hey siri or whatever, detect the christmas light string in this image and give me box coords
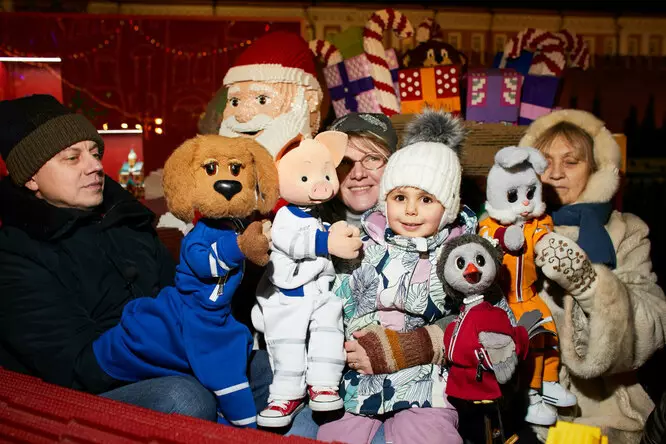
[0,20,272,60]
[0,21,276,133]
[1,45,143,122]
[128,20,271,57]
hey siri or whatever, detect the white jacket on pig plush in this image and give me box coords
[253,131,363,428]
[479,146,577,426]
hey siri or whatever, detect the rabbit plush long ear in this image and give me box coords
[495,146,547,173]
[494,146,529,169]
[314,130,348,167]
[526,147,548,174]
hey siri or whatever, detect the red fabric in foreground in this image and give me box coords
[0,368,322,443]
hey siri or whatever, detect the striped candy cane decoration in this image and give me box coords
[363,8,414,116]
[504,28,566,76]
[308,39,343,67]
[556,29,590,70]
[528,32,566,76]
[416,17,435,43]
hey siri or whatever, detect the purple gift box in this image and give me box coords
[323,49,400,118]
[465,69,523,124]
[518,75,561,125]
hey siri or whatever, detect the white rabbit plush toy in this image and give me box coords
[478,146,577,426]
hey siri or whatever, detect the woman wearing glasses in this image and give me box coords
[318,113,397,229]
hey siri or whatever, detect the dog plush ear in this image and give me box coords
[314,130,348,167]
[163,136,199,222]
[247,141,280,215]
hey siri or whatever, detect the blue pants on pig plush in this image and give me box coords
[93,219,257,427]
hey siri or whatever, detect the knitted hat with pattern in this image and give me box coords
[379,110,467,229]
[0,94,104,185]
[223,31,321,93]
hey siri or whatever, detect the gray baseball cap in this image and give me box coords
[328,113,398,154]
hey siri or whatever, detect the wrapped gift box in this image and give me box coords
[465,68,523,124]
[398,65,462,114]
[492,50,534,76]
[323,49,400,118]
[518,74,561,125]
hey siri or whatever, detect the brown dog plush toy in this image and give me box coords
[93,135,278,428]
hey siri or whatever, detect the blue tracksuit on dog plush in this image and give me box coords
[93,218,257,427]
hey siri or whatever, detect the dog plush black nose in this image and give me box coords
[214,180,242,200]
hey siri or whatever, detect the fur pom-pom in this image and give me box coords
[402,108,467,153]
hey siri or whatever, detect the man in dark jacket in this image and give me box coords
[0,94,270,420]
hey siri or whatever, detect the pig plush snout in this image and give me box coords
[309,180,335,201]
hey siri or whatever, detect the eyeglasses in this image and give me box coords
[337,153,388,173]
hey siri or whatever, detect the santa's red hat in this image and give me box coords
[223,31,321,92]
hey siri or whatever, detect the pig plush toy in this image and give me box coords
[253,131,363,428]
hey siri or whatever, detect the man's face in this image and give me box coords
[25,140,105,210]
[221,81,299,138]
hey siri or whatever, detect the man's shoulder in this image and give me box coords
[0,227,51,279]
[0,226,39,253]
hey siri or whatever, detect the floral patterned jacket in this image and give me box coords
[333,206,477,416]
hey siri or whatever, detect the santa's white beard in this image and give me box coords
[218,86,312,158]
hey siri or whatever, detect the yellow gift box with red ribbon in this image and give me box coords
[398,65,462,114]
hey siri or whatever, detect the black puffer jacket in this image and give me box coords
[642,390,666,444]
[0,178,175,393]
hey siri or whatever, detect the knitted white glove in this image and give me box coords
[535,232,597,296]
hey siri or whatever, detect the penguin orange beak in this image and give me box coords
[463,263,481,284]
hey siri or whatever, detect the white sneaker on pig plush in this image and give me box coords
[542,381,578,407]
[525,389,557,426]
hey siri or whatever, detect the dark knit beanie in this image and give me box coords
[329,113,398,154]
[0,94,105,185]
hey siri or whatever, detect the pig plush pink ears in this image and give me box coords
[276,131,349,206]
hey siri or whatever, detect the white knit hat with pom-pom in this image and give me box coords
[379,109,466,229]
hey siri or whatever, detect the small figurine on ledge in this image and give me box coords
[119,148,145,199]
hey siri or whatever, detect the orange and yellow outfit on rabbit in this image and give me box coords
[479,214,558,389]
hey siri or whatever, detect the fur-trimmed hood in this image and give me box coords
[519,109,621,205]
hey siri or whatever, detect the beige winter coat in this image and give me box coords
[520,110,666,443]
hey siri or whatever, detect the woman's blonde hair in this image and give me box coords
[533,121,597,172]
[347,131,391,159]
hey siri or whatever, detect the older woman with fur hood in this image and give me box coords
[347,109,666,443]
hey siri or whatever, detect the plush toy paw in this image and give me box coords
[328,230,362,260]
[503,224,525,252]
[238,220,271,266]
[535,232,596,295]
[329,220,361,239]
[478,332,518,384]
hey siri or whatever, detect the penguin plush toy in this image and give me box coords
[438,234,541,444]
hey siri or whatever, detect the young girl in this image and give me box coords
[317,110,474,444]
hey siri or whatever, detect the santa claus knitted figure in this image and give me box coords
[219,31,324,160]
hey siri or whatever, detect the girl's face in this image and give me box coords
[540,136,593,206]
[336,142,388,213]
[386,187,444,238]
